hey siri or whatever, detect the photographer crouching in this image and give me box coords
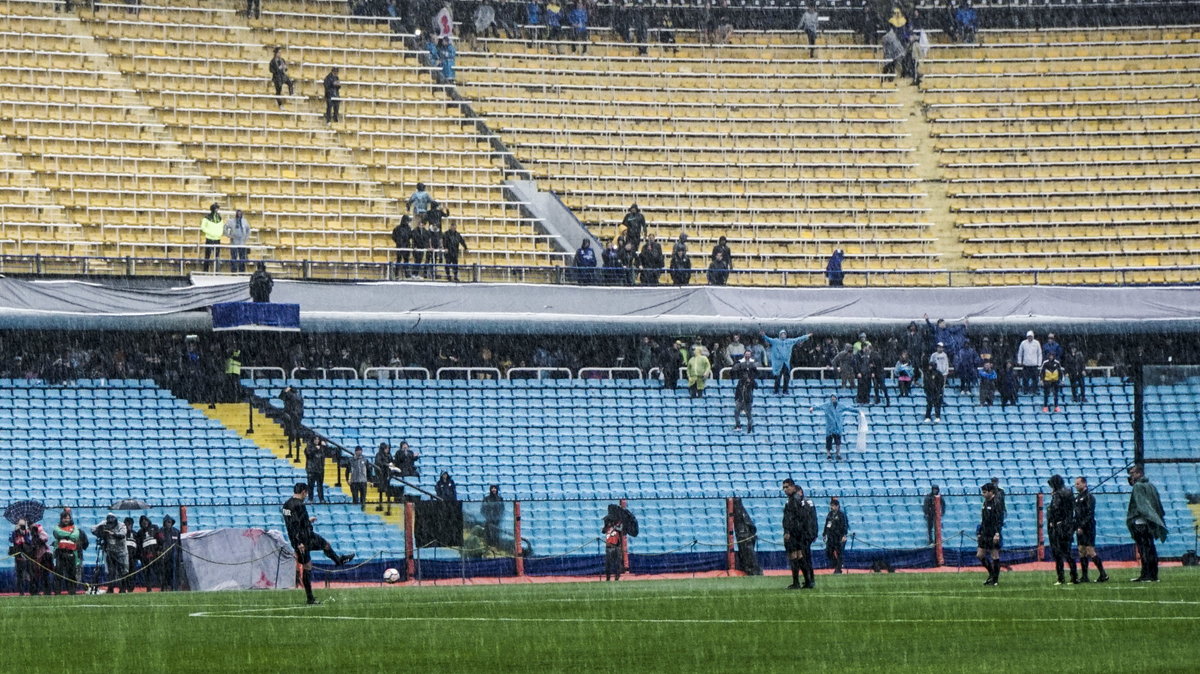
[91,513,130,593]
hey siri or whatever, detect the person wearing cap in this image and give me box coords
[731,349,758,433]
[1042,332,1064,361]
[928,342,950,377]
[1046,474,1079,585]
[823,498,849,574]
[282,482,356,605]
[156,514,181,591]
[810,394,859,461]
[199,202,224,272]
[1017,330,1043,395]
[760,329,813,394]
[978,483,1004,586]
[92,513,130,593]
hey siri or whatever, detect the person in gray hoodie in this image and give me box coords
[224,209,251,273]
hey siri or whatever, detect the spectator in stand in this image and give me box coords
[305,437,328,503]
[391,215,412,275]
[707,251,730,285]
[956,339,981,394]
[800,4,820,57]
[832,342,856,390]
[250,263,273,302]
[810,394,858,462]
[323,67,341,122]
[656,3,677,51]
[436,37,457,82]
[761,329,812,394]
[634,336,656,372]
[225,209,250,273]
[1017,330,1043,395]
[601,239,623,285]
[923,485,941,544]
[722,334,745,367]
[545,2,563,53]
[638,236,664,285]
[924,314,968,361]
[525,1,544,45]
[349,446,369,506]
[851,343,873,405]
[673,232,689,256]
[405,182,434,219]
[619,240,638,286]
[999,360,1020,407]
[941,0,959,42]
[247,0,260,19]
[978,337,994,365]
[393,441,420,480]
[426,219,443,278]
[621,204,646,250]
[1041,351,1064,413]
[373,442,392,511]
[929,342,950,378]
[1043,333,1064,361]
[923,362,945,423]
[711,236,732,269]
[473,0,498,41]
[978,360,997,406]
[567,1,588,53]
[825,248,845,286]
[669,247,692,285]
[731,350,757,433]
[659,339,686,389]
[882,27,905,76]
[268,47,295,107]
[482,484,504,547]
[853,332,872,354]
[713,15,734,44]
[857,0,879,45]
[686,345,712,398]
[1066,345,1088,402]
[408,221,429,278]
[903,321,926,366]
[200,203,224,272]
[435,471,458,501]
[442,221,468,282]
[955,0,978,44]
[630,1,649,55]
[894,351,916,397]
[749,337,769,369]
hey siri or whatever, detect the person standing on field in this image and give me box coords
[782,478,818,589]
[1073,476,1108,583]
[977,482,1004,586]
[823,497,849,574]
[1046,474,1079,585]
[1126,464,1167,582]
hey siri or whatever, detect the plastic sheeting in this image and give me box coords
[0,277,247,328]
[179,528,296,592]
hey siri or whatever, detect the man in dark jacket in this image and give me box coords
[823,498,849,574]
[619,240,638,285]
[999,360,1020,406]
[637,236,664,285]
[1041,352,1064,412]
[1046,474,1078,585]
[442,221,468,281]
[825,248,845,286]
[922,485,941,544]
[977,482,1004,586]
[923,362,945,422]
[1073,476,1108,583]
[323,67,341,122]
[435,471,458,501]
[409,221,430,278]
[707,251,730,285]
[304,437,328,503]
[621,203,646,250]
[1126,464,1167,582]
[268,47,294,106]
[282,483,354,605]
[1065,345,1087,402]
[279,385,303,445]
[481,484,504,548]
[669,248,691,285]
[711,236,732,269]
[731,351,757,433]
[391,215,412,275]
[782,478,818,589]
[572,239,597,285]
[249,263,273,302]
[156,515,180,591]
[373,442,392,511]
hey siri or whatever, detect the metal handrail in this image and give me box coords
[577,367,644,379]
[506,367,573,379]
[363,367,432,380]
[436,367,503,380]
[241,366,287,381]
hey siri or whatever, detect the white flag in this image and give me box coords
[856,411,869,454]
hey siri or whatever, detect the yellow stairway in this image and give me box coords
[195,403,405,531]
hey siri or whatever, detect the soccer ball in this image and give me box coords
[383,568,400,584]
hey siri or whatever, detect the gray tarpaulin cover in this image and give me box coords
[0,277,247,317]
[180,528,296,592]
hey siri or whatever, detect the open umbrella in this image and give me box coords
[111,499,152,511]
[4,500,45,525]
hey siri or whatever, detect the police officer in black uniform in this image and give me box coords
[823,497,849,575]
[977,482,1004,586]
[782,478,818,589]
[282,483,355,605]
[1073,476,1109,583]
[1047,474,1079,585]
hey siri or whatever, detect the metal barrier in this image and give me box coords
[506,367,573,380]
[436,367,503,380]
[363,367,432,380]
[241,367,287,381]
[577,367,644,380]
[289,367,359,380]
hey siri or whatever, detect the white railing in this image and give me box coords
[577,367,644,379]
[436,367,503,380]
[241,366,286,381]
[363,367,432,380]
[289,367,360,380]
[506,367,573,379]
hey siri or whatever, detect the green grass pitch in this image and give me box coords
[3,569,1196,673]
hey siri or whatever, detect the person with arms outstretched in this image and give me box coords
[760,329,812,394]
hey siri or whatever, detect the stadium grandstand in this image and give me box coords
[1,2,1200,669]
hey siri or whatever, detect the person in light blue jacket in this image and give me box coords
[759,329,812,394]
[810,394,858,462]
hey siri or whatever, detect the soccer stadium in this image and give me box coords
[1,0,1199,671]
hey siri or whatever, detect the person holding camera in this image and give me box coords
[9,519,48,595]
[136,515,162,591]
[282,482,355,605]
[52,510,86,595]
[92,513,130,593]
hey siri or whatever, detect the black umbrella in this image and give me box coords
[4,500,45,525]
[111,499,152,511]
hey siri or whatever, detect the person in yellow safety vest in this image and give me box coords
[225,349,242,376]
[200,203,224,272]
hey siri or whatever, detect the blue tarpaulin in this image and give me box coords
[211,302,300,331]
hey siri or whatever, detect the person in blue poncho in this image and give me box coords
[825,248,845,286]
[810,394,859,462]
[759,329,812,394]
